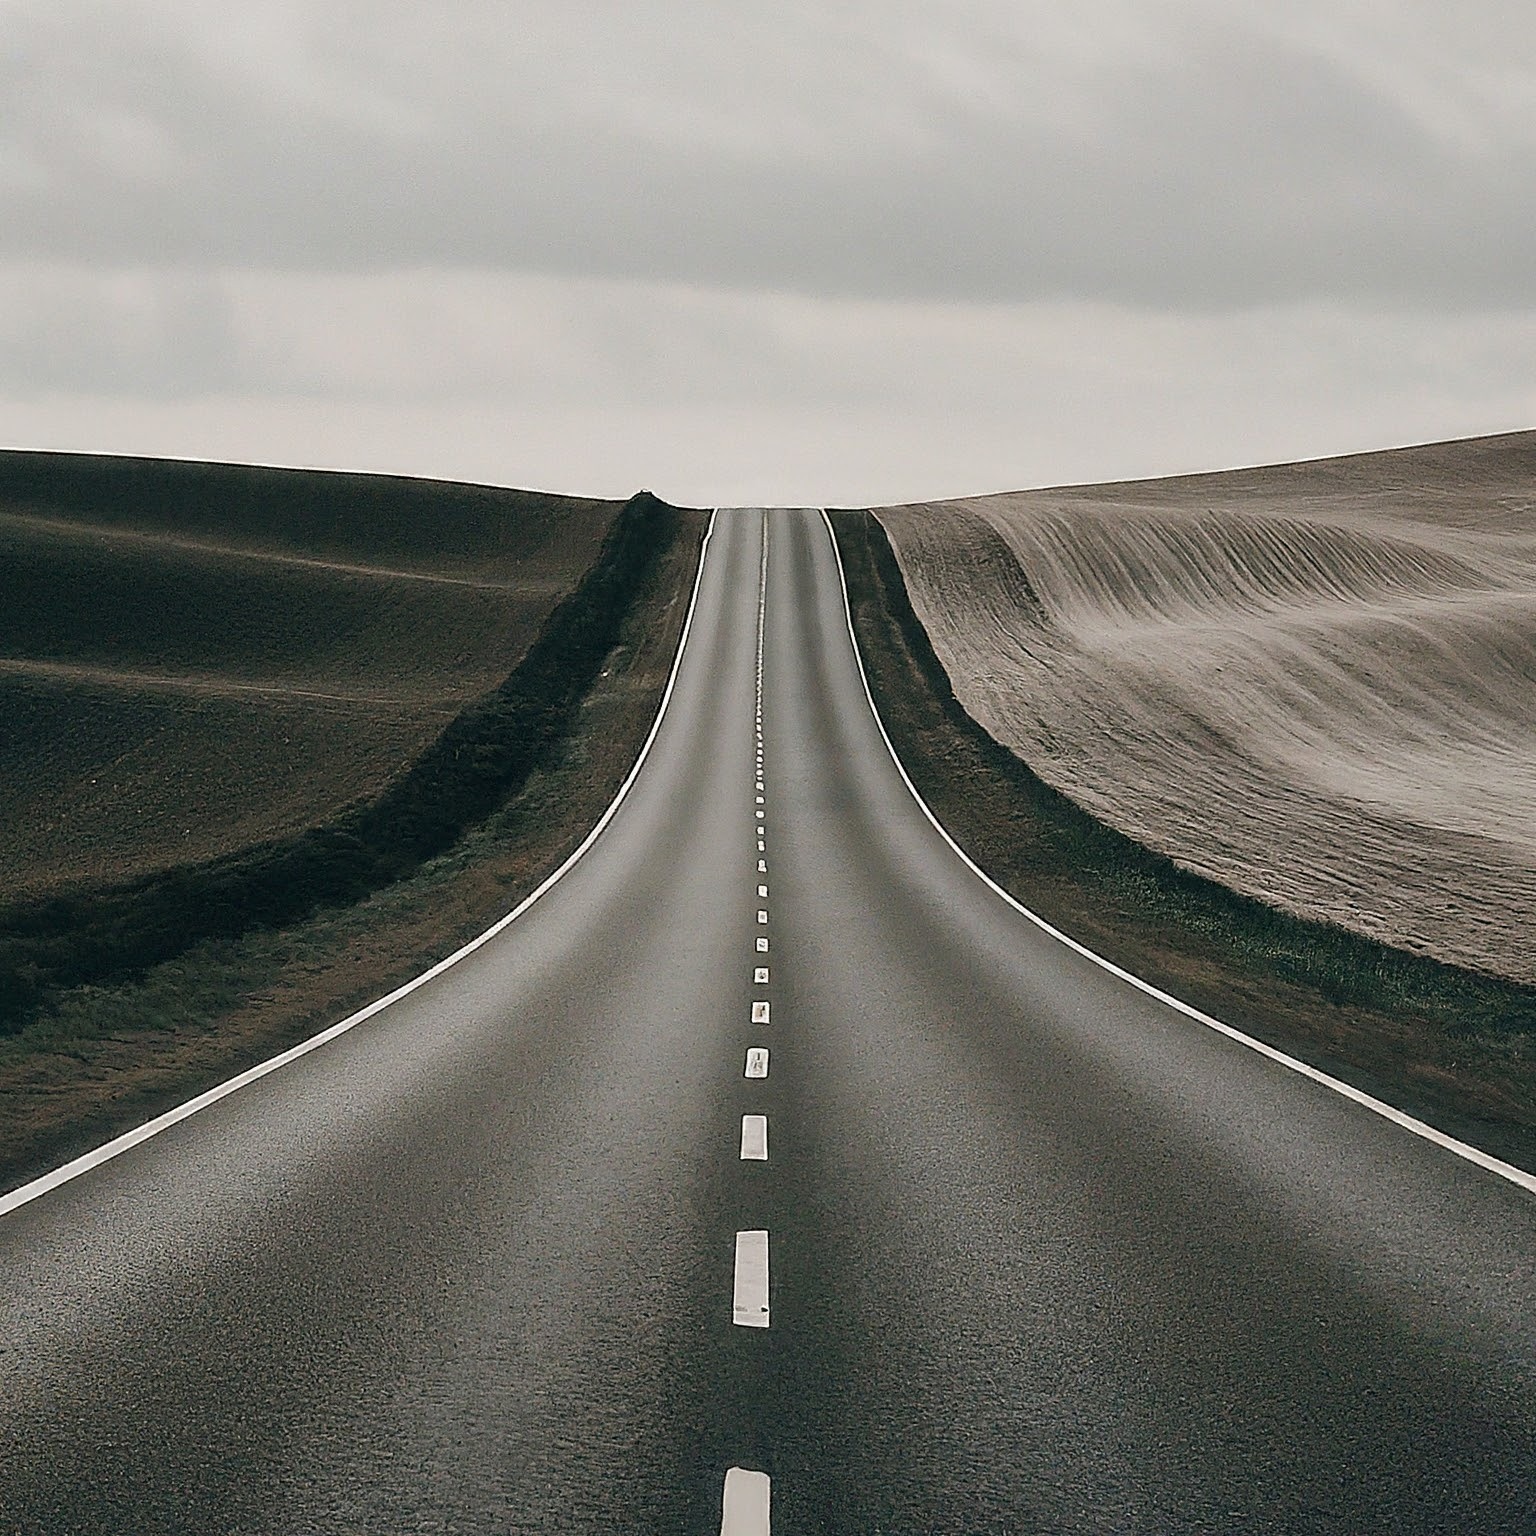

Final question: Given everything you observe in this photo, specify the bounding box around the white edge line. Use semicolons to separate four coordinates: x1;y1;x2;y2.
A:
819;507;1536;1198
0;508;724;1220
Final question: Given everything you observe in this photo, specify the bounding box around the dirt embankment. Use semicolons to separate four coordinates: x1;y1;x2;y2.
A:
875;431;1536;987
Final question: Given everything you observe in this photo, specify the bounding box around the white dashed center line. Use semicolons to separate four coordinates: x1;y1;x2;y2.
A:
721;1467;771;1535
740;1114;768;1161
719;515;776;1525
733;1230;770;1327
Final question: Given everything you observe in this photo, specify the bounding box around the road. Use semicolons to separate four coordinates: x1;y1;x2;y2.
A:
2;507;1534;1534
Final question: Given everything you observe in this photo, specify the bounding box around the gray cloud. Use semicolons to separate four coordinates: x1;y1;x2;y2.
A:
3;0;1533;307
0;267;241;396
4;0;1531;502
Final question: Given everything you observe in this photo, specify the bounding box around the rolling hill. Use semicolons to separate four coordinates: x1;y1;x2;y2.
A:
0;452;619;902
876;431;1536;985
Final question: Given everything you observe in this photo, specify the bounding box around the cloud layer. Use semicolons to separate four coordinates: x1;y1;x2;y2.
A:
7;0;1535;306
3;2;1532;499
4;265;1531;502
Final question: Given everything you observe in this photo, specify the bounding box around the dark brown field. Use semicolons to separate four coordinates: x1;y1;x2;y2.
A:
0;452;707;1185
0;452;618;901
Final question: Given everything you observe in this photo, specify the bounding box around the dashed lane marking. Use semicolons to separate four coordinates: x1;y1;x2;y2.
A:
740;1114;768;1161
730;515;775;1527
733;1229;770;1326
721;1467;771;1535
757;910;769;924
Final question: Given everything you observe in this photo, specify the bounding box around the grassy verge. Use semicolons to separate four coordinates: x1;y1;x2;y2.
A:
0;503;709;1192
828;508;1536;1174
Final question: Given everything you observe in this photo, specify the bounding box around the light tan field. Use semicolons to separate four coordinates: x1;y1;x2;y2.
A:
877;431;1536;984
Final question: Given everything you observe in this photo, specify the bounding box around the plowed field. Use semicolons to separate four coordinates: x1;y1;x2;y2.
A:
877;431;1536;984
0;452;617;900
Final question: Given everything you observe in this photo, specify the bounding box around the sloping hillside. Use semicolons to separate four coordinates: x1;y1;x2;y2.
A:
0;452;617;901
877;431;1536;984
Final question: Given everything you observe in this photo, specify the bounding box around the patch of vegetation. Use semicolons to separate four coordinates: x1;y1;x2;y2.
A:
828;507;1536;1167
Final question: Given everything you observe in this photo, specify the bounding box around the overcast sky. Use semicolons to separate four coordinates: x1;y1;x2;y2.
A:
3;0;1533;502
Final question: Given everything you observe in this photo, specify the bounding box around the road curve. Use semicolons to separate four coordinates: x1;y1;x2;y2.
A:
2;508;1533;1533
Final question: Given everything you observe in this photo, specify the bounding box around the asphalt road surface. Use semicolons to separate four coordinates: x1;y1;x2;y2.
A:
2;508;1534;1534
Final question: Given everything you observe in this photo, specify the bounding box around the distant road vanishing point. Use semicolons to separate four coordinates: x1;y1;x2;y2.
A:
2;509;1534;1533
